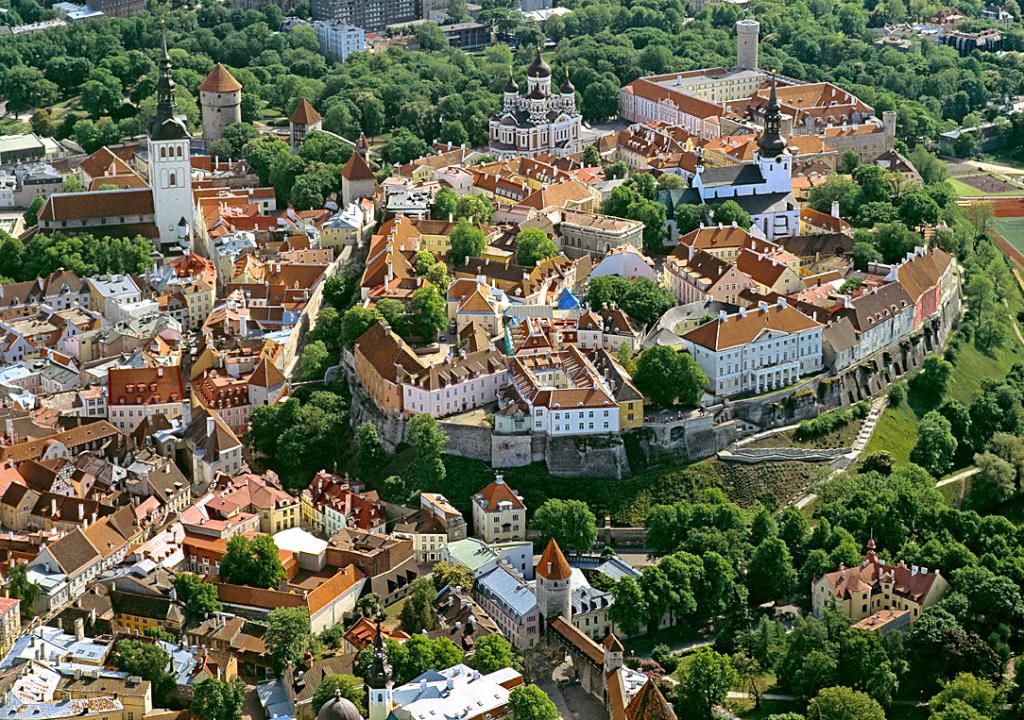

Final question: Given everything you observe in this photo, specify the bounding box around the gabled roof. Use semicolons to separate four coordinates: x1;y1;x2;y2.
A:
626;679;677;720
536;538;572;580
199;64;242;93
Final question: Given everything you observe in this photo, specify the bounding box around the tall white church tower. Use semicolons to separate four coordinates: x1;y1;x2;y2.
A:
755;74;792;194
148;26;194;249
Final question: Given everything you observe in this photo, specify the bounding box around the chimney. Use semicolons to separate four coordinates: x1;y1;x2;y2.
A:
74;617;84;641
777;297;787;308
157;367;164;377
207;416;215;437
718;310;728;322
51;498;57;517
831;200;840;218
738;306;746;318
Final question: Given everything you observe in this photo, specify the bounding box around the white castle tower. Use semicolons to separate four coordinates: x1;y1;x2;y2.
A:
148;26;194;248
736;18;760;71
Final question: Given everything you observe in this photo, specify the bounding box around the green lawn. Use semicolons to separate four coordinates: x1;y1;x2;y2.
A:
0;118;28;134
866;246;1024;463
993;217;1024;256
747;416;863;450
864;400;919;464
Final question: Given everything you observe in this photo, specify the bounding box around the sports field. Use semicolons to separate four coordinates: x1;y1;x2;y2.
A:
993;217;1024;257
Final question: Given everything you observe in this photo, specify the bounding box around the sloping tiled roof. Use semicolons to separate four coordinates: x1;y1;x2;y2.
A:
290;99;321;125
199;64;242;93
536;538;572;580
341;151;376;182
895;248;952;304
474;479;525;512
683;303;821;352
108;366;185;406
626;679;677;720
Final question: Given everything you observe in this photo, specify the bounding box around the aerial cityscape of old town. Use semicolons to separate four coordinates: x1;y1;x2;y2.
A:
0;0;1022;717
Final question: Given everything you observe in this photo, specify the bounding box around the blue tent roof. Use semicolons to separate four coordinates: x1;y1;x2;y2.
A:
558;288;581;310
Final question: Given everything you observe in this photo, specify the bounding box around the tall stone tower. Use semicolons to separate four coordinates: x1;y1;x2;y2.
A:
736;19;760;71
148;25;194;248
365;622;394;720
199;64;242;148
535;538;572;629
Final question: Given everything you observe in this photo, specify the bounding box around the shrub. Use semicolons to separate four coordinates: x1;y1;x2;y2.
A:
794;402;870;441
887;383;906;406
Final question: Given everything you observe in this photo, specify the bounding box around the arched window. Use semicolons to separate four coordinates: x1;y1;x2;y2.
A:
169;172;177;187
160;147;167;159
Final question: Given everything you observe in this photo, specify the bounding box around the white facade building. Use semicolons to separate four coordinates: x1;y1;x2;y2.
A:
313;20;366;59
681;300;823;397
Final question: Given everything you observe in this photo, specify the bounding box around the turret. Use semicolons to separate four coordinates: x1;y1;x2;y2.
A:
535;538;572;628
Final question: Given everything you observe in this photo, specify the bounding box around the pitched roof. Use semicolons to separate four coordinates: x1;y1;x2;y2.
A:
626;679;677;720
895;248;952;304
682;303;821;352
353;322;424;383
840;283;914;333
248;356;286;388
46;528;101;576
290;99;321;125
199;64;242;93
474;478;525;512
40;188;154;222
341;151;376;182
108;366;185;406
536;538;572;580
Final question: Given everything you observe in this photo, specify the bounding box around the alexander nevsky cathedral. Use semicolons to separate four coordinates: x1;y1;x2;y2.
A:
488;47;583;159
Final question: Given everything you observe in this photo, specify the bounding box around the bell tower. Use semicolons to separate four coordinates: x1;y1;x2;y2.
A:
756;74;792;194
365;621;394;720
147;23;194;248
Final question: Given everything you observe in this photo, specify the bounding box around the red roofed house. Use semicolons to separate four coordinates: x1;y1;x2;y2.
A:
301;471;386;537
884;246;956;331
812;540;948;629
107;365;188;432
0;596;19;655
471;476;526;543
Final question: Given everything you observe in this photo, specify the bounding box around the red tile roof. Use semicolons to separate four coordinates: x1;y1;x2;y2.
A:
200;64;242;93
536;538;572;580
108;366;185;406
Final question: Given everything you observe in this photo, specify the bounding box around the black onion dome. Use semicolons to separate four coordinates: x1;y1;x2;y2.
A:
560;67;575;94
527;46;551;78
504;67;519;93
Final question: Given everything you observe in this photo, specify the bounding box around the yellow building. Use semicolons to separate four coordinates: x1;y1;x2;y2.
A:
619;396;644;431
58;677;152;720
0;597;19;656
811;542;948;628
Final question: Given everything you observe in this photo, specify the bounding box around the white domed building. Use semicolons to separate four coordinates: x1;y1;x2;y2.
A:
488;48;582;159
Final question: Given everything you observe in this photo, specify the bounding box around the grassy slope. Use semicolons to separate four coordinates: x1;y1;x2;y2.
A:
866;248;1024;463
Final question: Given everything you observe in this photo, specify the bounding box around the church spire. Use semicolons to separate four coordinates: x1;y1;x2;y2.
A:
149;21;190;141
757;72;786;157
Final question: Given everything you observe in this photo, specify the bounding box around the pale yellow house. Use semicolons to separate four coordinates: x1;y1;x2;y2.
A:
811;542;948;629
471;478;526;543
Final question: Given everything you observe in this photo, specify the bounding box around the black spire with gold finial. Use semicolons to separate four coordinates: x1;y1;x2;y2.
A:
560;66;575;95
757;72;787;157
364;616;393;691
504;65;519;94
149;21;190;141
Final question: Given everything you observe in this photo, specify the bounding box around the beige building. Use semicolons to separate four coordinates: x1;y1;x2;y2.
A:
0;597;19;656
811;541;948;629
471;477;526;543
199;64;243;147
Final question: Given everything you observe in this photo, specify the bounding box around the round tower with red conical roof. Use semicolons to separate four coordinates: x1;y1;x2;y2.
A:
535;538;573;628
